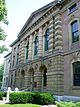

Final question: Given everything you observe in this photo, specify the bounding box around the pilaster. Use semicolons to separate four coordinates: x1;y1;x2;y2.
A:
38;27;43;57
48;17;54;52
28;35;33;60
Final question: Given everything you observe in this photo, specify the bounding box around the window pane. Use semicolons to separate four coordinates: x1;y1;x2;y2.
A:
69;4;77;13
72;22;78;32
71;21;79;43
26;47;28;59
45;29;49;51
26;42;29;60
34;36;38;55
43;71;47;86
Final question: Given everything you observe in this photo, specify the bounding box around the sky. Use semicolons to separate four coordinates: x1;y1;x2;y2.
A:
0;0;54;64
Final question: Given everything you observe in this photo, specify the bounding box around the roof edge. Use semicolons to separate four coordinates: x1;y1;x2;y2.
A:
4;52;11;58
10;38;20;47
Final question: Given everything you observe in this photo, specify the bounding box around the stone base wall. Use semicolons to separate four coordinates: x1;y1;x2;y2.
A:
13;51;64;95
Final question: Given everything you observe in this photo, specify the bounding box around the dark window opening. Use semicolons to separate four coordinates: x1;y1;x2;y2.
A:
26;42;29;60
73;61;80;86
45;29;49;51
34;36;38;56
43;69;47;86
69;3;77;13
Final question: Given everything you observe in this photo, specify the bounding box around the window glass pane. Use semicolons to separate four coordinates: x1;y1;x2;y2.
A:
69;4;77;13
26;43;29;60
72;21;78;32
34;36;38;55
45;29;49;51
71;21;79;43
43;70;47;86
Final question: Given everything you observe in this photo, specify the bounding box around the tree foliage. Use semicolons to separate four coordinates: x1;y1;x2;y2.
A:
0;63;4;81
0;0;8;53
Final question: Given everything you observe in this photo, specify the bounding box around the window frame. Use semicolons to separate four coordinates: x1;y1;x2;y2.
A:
26;42;29;61
43;69;47;87
69;3;77;14
71;20;79;43
44;29;49;52
34;36;38;56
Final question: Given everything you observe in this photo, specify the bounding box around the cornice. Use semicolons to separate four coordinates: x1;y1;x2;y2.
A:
18;1;63;39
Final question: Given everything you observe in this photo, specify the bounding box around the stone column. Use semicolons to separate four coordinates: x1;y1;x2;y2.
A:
48;17;54;52
28;35;32;60
55;14;63;50
38;27;43;57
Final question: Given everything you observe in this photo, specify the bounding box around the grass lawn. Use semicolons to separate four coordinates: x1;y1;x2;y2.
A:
0;104;40;107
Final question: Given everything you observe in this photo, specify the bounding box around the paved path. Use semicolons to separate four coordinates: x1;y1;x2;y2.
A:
0;100;6;104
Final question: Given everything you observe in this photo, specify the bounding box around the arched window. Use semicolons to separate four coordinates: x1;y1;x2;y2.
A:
26;42;29;60
43;68;47;86
73;61;80;86
34;36;38;56
71;20;79;43
45;29;49;51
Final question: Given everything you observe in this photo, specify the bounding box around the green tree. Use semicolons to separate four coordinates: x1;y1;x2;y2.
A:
0;63;4;81
0;0;8;53
0;63;4;88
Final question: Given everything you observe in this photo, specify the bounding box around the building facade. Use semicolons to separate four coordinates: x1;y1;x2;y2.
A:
2;52;11;91
9;0;80;96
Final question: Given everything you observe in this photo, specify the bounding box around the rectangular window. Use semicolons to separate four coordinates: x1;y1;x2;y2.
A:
71;20;79;43
69;3;77;13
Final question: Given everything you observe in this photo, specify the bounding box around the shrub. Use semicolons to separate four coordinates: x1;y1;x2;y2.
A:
38;92;54;105
76;102;80;107
0;92;6;100
9;92;28;104
9;92;55;105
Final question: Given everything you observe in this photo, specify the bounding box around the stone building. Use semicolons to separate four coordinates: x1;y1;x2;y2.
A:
2;52;11;91
9;0;80;96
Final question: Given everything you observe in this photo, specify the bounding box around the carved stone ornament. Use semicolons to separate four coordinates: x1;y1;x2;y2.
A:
35;64;38;70
68;15;75;23
48;59;52;66
72;51;80;60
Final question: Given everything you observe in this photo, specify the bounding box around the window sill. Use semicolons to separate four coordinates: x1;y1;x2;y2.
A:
34;55;38;59
71;41;80;50
72;86;80;90
44;50;49;55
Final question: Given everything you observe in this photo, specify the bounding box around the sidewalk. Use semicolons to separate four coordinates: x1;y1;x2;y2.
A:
0;100;6;104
